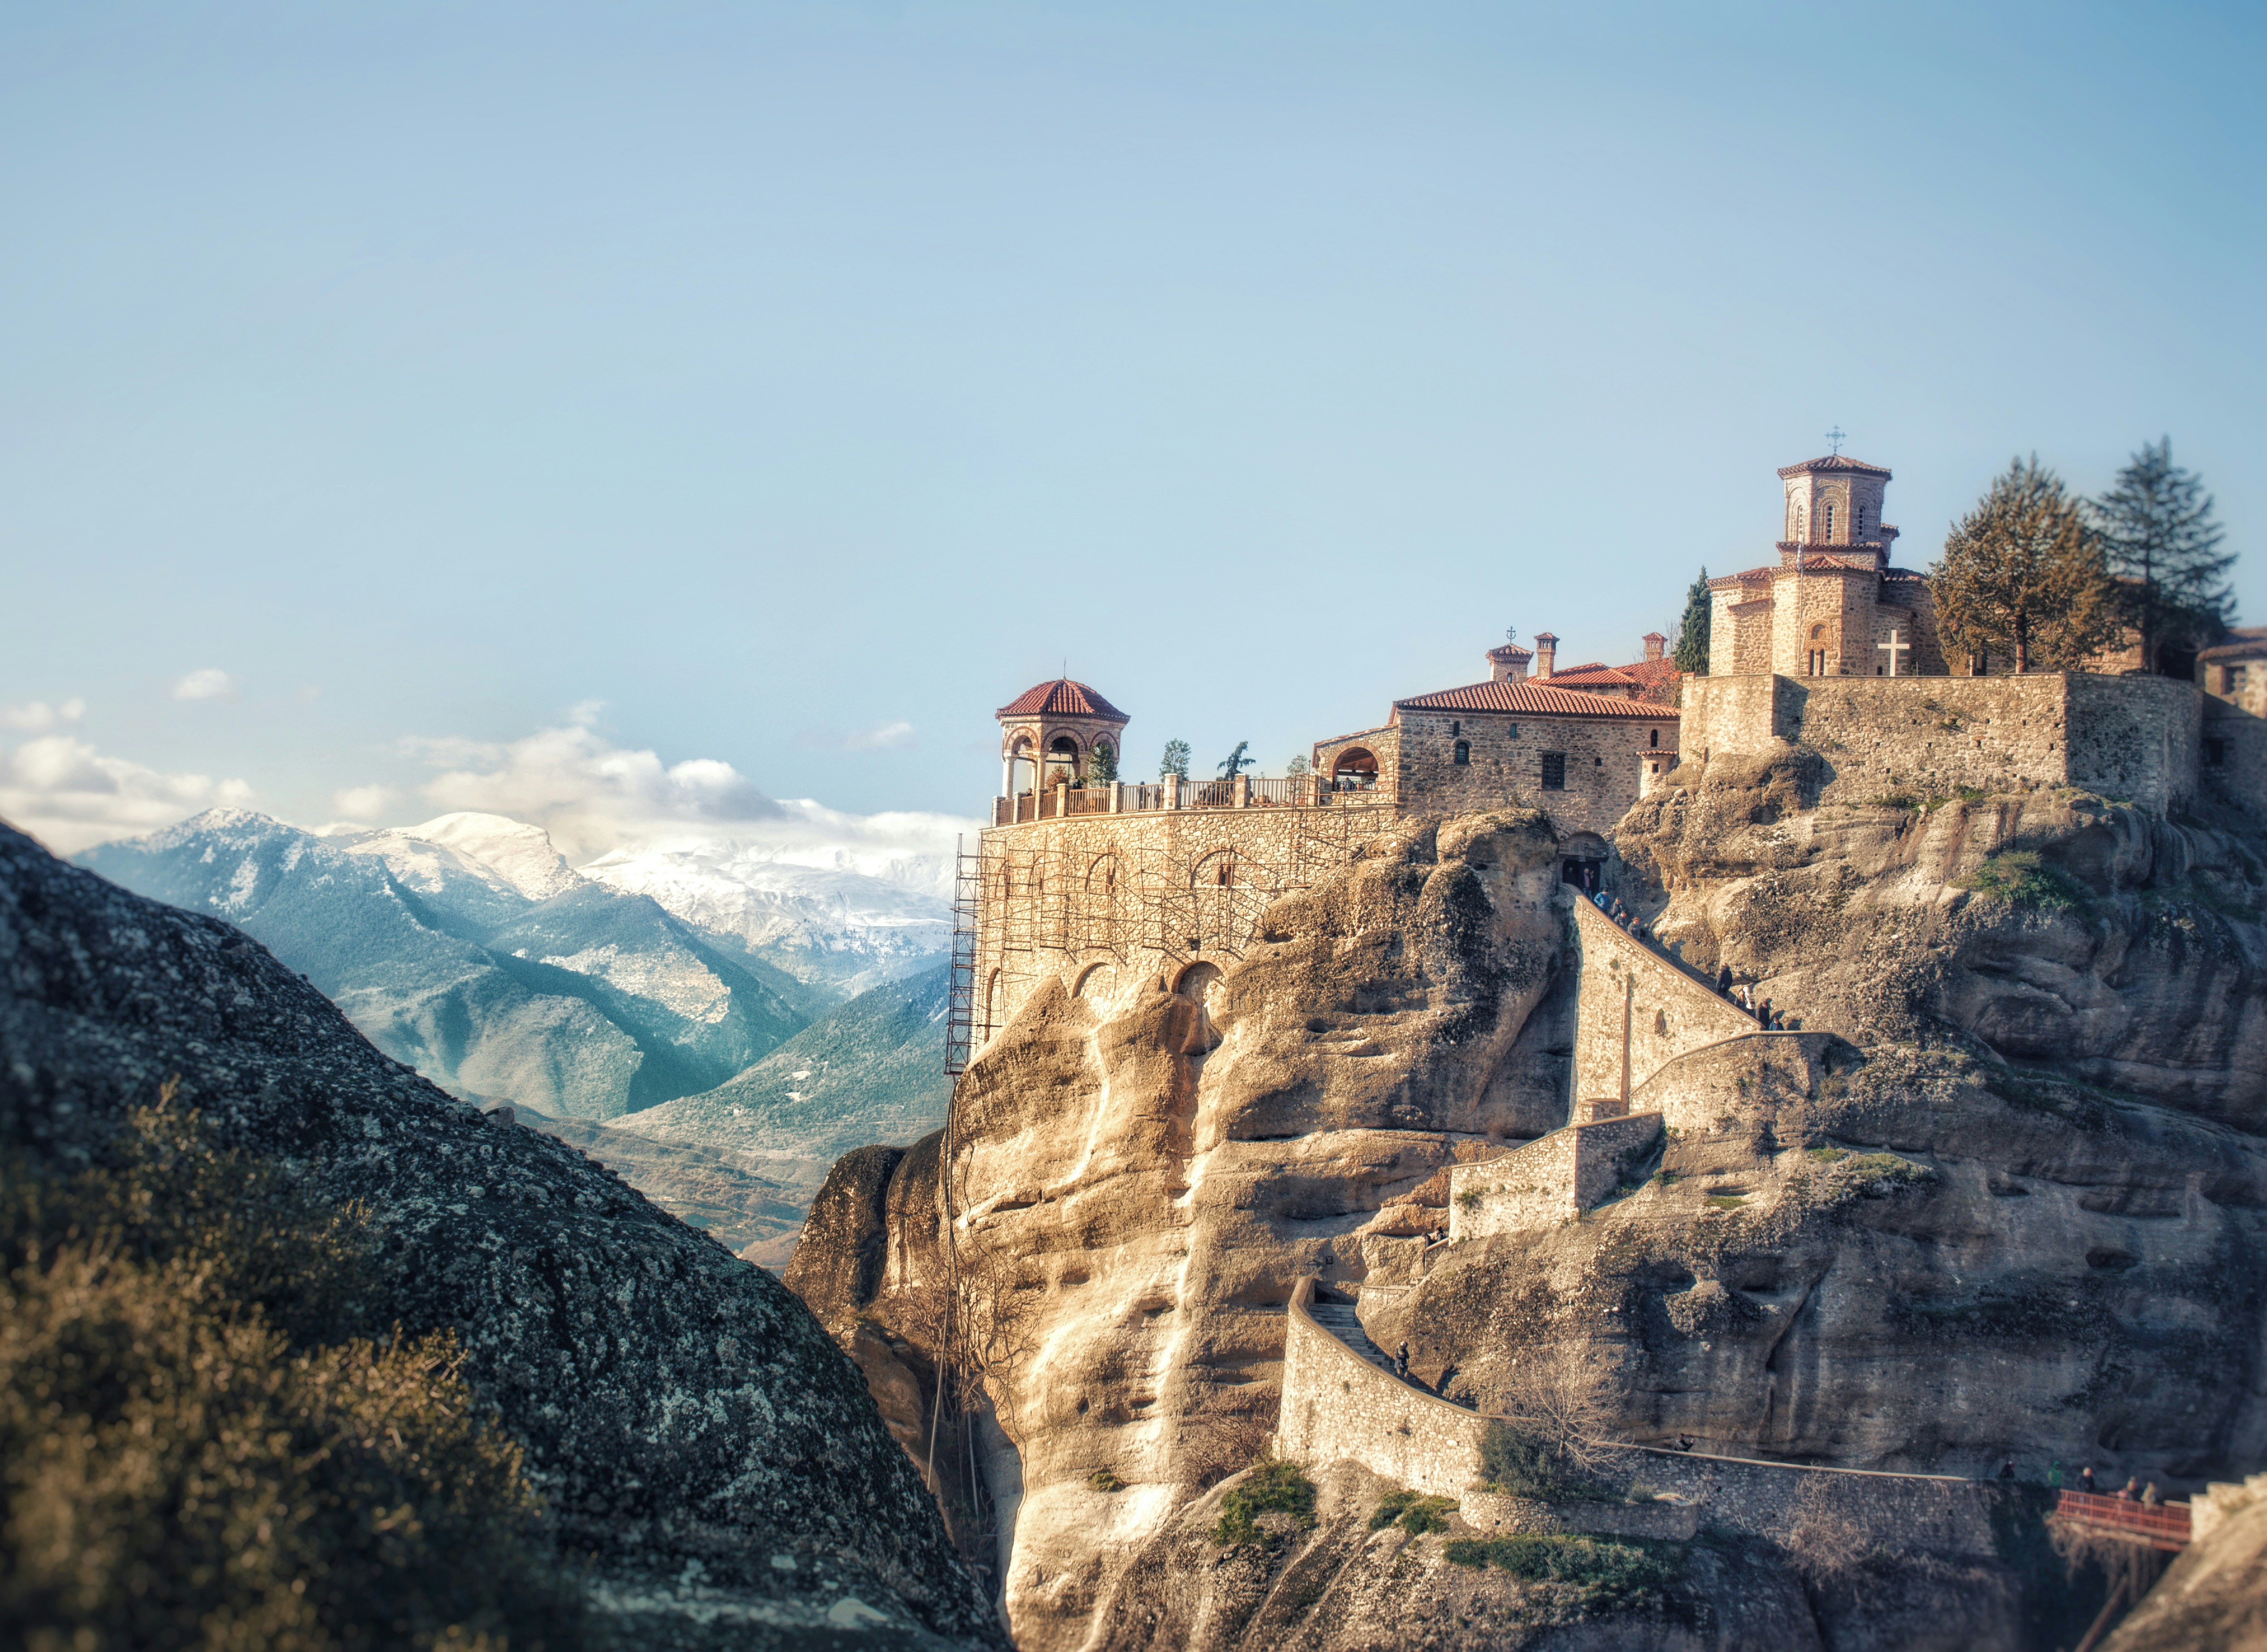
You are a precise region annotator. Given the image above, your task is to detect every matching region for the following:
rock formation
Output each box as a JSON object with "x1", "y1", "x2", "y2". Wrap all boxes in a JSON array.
[
  {"x1": 0, "y1": 822, "x2": 1004, "y2": 1651},
  {"x1": 789, "y1": 749, "x2": 2267, "y2": 1648}
]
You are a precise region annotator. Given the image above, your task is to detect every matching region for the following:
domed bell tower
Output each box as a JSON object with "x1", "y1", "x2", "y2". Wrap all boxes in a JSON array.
[{"x1": 995, "y1": 677, "x2": 1131, "y2": 803}]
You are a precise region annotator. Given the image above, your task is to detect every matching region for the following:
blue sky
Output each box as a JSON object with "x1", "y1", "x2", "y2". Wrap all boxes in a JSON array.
[{"x1": 3, "y1": 0, "x2": 2262, "y2": 855}]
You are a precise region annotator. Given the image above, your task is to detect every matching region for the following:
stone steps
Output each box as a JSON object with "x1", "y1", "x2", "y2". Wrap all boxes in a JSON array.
[{"x1": 1307, "y1": 1299, "x2": 1396, "y2": 1372}]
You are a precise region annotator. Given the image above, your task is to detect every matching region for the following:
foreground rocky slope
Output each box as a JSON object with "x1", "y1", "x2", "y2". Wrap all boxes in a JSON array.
[
  {"x1": 0, "y1": 821, "x2": 1002, "y2": 1650},
  {"x1": 789, "y1": 759, "x2": 2267, "y2": 1648}
]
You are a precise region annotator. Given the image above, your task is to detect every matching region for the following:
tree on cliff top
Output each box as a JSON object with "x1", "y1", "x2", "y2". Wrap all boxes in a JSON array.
[
  {"x1": 1158, "y1": 739, "x2": 1191, "y2": 780},
  {"x1": 1931, "y1": 457, "x2": 2124, "y2": 672},
  {"x1": 1672, "y1": 568, "x2": 1711, "y2": 676},
  {"x1": 2095, "y1": 437, "x2": 2233, "y2": 673}
]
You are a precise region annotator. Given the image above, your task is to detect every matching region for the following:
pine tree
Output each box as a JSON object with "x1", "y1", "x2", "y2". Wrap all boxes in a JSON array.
[
  {"x1": 1085, "y1": 739, "x2": 1118, "y2": 784},
  {"x1": 1672, "y1": 569, "x2": 1710, "y2": 675},
  {"x1": 1158, "y1": 740, "x2": 1191, "y2": 780},
  {"x1": 1932, "y1": 457, "x2": 2124, "y2": 673},
  {"x1": 2095, "y1": 438, "x2": 2233, "y2": 672}
]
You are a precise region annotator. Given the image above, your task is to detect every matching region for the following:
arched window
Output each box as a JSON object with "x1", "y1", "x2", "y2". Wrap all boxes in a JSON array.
[
  {"x1": 1046, "y1": 735, "x2": 1080, "y2": 787},
  {"x1": 1824, "y1": 501, "x2": 1836, "y2": 539},
  {"x1": 1331, "y1": 747, "x2": 1379, "y2": 791},
  {"x1": 1453, "y1": 739, "x2": 1470, "y2": 766},
  {"x1": 1649, "y1": 728, "x2": 1659, "y2": 749}
]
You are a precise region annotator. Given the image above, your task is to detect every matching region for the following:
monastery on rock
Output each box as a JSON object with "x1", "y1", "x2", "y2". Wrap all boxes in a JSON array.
[{"x1": 959, "y1": 450, "x2": 2262, "y2": 1063}]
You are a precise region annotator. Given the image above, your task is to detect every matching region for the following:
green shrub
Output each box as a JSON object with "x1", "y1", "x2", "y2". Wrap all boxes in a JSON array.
[
  {"x1": 1368, "y1": 1490, "x2": 1456, "y2": 1534},
  {"x1": 1805, "y1": 1146, "x2": 1847, "y2": 1163},
  {"x1": 1212, "y1": 1460, "x2": 1317, "y2": 1545},
  {"x1": 1704, "y1": 1194, "x2": 1746, "y2": 1210},
  {"x1": 1958, "y1": 849, "x2": 2086, "y2": 913},
  {"x1": 1087, "y1": 1468, "x2": 1124, "y2": 1493},
  {"x1": 1442, "y1": 1533, "x2": 1678, "y2": 1607},
  {"x1": 1477, "y1": 1422, "x2": 1570, "y2": 1501},
  {"x1": 0, "y1": 1093, "x2": 589, "y2": 1652},
  {"x1": 1868, "y1": 794, "x2": 1918, "y2": 812}
]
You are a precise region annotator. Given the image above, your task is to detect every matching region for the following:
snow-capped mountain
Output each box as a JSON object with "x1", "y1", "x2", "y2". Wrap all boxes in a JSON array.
[
  {"x1": 582, "y1": 838, "x2": 953, "y2": 996},
  {"x1": 80, "y1": 809, "x2": 805, "y2": 1120},
  {"x1": 351, "y1": 811, "x2": 585, "y2": 901}
]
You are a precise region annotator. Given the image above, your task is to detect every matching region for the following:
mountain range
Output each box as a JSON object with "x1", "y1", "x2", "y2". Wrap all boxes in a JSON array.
[{"x1": 78, "y1": 808, "x2": 959, "y2": 1262}]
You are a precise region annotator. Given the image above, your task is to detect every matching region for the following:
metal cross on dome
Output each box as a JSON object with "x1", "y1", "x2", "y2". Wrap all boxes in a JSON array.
[{"x1": 1826, "y1": 425, "x2": 1847, "y2": 455}]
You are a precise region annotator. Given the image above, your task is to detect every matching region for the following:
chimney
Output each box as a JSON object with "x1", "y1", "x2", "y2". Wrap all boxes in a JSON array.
[
  {"x1": 1534, "y1": 632, "x2": 1557, "y2": 680},
  {"x1": 1642, "y1": 632, "x2": 1666, "y2": 664},
  {"x1": 1486, "y1": 641, "x2": 1531, "y2": 682}
]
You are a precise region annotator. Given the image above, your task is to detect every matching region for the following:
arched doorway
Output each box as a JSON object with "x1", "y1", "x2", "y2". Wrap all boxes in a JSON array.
[
  {"x1": 1331, "y1": 748, "x2": 1379, "y2": 791},
  {"x1": 1045, "y1": 735, "x2": 1081, "y2": 788},
  {"x1": 1559, "y1": 830, "x2": 1608, "y2": 893}
]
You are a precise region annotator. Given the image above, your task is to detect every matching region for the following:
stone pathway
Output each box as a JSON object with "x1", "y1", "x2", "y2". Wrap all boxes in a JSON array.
[{"x1": 1306, "y1": 1295, "x2": 1396, "y2": 1373}]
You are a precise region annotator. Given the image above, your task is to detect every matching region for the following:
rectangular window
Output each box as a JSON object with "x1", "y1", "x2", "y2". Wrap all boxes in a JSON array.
[
  {"x1": 1540, "y1": 752, "x2": 1566, "y2": 790},
  {"x1": 1506, "y1": 723, "x2": 1519, "y2": 739},
  {"x1": 2207, "y1": 738, "x2": 2228, "y2": 767},
  {"x1": 2229, "y1": 667, "x2": 2248, "y2": 694}
]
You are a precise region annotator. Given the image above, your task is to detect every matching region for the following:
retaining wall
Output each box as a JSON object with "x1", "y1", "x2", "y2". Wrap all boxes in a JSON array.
[
  {"x1": 1630, "y1": 1030, "x2": 1841, "y2": 1139},
  {"x1": 1277, "y1": 1274, "x2": 2014, "y2": 1560},
  {"x1": 1445, "y1": 1112, "x2": 1662, "y2": 1240},
  {"x1": 1461, "y1": 1450, "x2": 2006, "y2": 1561},
  {"x1": 1681, "y1": 673, "x2": 2202, "y2": 815},
  {"x1": 1571, "y1": 896, "x2": 1756, "y2": 1104},
  {"x1": 1274, "y1": 1277, "x2": 1491, "y2": 1500}
]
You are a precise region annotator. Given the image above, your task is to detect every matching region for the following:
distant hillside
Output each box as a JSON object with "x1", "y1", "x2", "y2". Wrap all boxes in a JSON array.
[
  {"x1": 518, "y1": 1109, "x2": 808, "y2": 1266},
  {"x1": 612, "y1": 961, "x2": 953, "y2": 1171},
  {"x1": 81, "y1": 810, "x2": 807, "y2": 1119}
]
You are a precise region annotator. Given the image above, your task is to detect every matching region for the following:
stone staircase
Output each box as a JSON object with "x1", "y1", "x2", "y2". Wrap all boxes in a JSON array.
[{"x1": 1305, "y1": 1293, "x2": 1395, "y2": 1372}]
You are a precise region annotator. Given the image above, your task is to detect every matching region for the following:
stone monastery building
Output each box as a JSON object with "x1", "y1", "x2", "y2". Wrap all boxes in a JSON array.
[{"x1": 959, "y1": 449, "x2": 2261, "y2": 1062}]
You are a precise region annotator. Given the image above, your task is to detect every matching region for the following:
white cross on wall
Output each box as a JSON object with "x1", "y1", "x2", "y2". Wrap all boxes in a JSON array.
[{"x1": 1877, "y1": 629, "x2": 1910, "y2": 677}]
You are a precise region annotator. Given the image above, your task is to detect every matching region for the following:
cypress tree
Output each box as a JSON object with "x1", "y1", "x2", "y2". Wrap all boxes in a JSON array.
[
  {"x1": 2095, "y1": 438, "x2": 2233, "y2": 672},
  {"x1": 1672, "y1": 569, "x2": 1711, "y2": 675}
]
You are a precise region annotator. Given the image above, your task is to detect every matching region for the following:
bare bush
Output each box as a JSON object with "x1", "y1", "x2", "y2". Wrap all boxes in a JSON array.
[
  {"x1": 1497, "y1": 1339, "x2": 1624, "y2": 1475},
  {"x1": 1184, "y1": 1408, "x2": 1278, "y2": 1489},
  {"x1": 1779, "y1": 1476, "x2": 1875, "y2": 1593}
]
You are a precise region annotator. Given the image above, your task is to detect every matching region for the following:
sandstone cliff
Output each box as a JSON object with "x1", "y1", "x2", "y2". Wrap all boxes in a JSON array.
[
  {"x1": 788, "y1": 760, "x2": 2267, "y2": 1649},
  {"x1": 0, "y1": 822, "x2": 1004, "y2": 1651}
]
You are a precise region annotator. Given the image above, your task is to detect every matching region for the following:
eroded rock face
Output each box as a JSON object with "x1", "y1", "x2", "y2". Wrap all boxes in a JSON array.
[
  {"x1": 1617, "y1": 747, "x2": 2267, "y2": 1128},
  {"x1": 0, "y1": 825, "x2": 1002, "y2": 1652},
  {"x1": 792, "y1": 771, "x2": 2267, "y2": 1649}
]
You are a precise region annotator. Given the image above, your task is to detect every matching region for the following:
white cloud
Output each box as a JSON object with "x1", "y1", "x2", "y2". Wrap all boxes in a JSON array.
[
  {"x1": 405, "y1": 721, "x2": 976, "y2": 884},
  {"x1": 0, "y1": 734, "x2": 254, "y2": 856},
  {"x1": 0, "y1": 698, "x2": 86, "y2": 733},
  {"x1": 844, "y1": 720, "x2": 916, "y2": 751},
  {"x1": 172, "y1": 668, "x2": 236, "y2": 702},
  {"x1": 333, "y1": 783, "x2": 394, "y2": 819}
]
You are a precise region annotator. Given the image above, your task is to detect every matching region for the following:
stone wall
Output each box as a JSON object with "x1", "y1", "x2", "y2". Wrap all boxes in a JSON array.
[
  {"x1": 2065, "y1": 671, "x2": 2201, "y2": 813},
  {"x1": 1445, "y1": 1112, "x2": 1663, "y2": 1240},
  {"x1": 1681, "y1": 673, "x2": 2204, "y2": 815},
  {"x1": 1462, "y1": 1450, "x2": 2008, "y2": 1561},
  {"x1": 1630, "y1": 1030, "x2": 1841, "y2": 1138},
  {"x1": 1274, "y1": 1277, "x2": 1491, "y2": 1500},
  {"x1": 972, "y1": 802, "x2": 1398, "y2": 1052},
  {"x1": 1570, "y1": 895, "x2": 1756, "y2": 1105},
  {"x1": 2201, "y1": 698, "x2": 2267, "y2": 814},
  {"x1": 1279, "y1": 1276, "x2": 2015, "y2": 1558},
  {"x1": 1392, "y1": 707, "x2": 1677, "y2": 838}
]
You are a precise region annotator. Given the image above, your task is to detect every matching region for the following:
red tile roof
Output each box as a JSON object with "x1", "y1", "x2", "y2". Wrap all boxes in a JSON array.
[
  {"x1": 1394, "y1": 679, "x2": 1677, "y2": 719},
  {"x1": 1487, "y1": 642, "x2": 1533, "y2": 660},
  {"x1": 2199, "y1": 627, "x2": 2267, "y2": 660},
  {"x1": 1777, "y1": 455, "x2": 1893, "y2": 479},
  {"x1": 995, "y1": 678, "x2": 1128, "y2": 720},
  {"x1": 1545, "y1": 665, "x2": 1636, "y2": 688}
]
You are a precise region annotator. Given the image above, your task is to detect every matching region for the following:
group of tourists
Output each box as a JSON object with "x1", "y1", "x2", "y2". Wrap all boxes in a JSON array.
[
  {"x1": 2071, "y1": 1464, "x2": 2163, "y2": 1503},
  {"x1": 1711, "y1": 963, "x2": 1777, "y2": 1029},
  {"x1": 1589, "y1": 887, "x2": 1654, "y2": 944}
]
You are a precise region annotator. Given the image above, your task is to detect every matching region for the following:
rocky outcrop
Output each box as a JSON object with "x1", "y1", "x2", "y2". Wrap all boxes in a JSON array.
[
  {"x1": 2106, "y1": 1474, "x2": 2267, "y2": 1650},
  {"x1": 0, "y1": 822, "x2": 1002, "y2": 1651},
  {"x1": 790, "y1": 768, "x2": 2267, "y2": 1649}
]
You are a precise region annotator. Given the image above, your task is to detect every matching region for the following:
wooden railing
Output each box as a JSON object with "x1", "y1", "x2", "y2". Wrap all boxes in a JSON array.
[
  {"x1": 2049, "y1": 1490, "x2": 2191, "y2": 1551},
  {"x1": 990, "y1": 773, "x2": 1391, "y2": 826}
]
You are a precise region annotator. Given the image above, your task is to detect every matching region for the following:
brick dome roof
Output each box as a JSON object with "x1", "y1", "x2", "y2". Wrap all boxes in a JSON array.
[{"x1": 995, "y1": 678, "x2": 1128, "y2": 721}]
